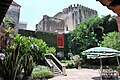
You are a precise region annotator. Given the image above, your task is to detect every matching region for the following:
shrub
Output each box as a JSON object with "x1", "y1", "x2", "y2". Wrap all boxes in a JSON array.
[
  {"x1": 32, "y1": 65, "x2": 54, "y2": 79},
  {"x1": 67, "y1": 60, "x2": 75, "y2": 68},
  {"x1": 32, "y1": 71, "x2": 54, "y2": 79},
  {"x1": 99, "y1": 32, "x2": 120, "y2": 50},
  {"x1": 12, "y1": 34, "x2": 56, "y2": 64},
  {"x1": 34, "y1": 65, "x2": 51, "y2": 71},
  {"x1": 61, "y1": 55, "x2": 82, "y2": 69},
  {"x1": 61, "y1": 60, "x2": 75, "y2": 68},
  {"x1": 46, "y1": 47, "x2": 56, "y2": 55}
]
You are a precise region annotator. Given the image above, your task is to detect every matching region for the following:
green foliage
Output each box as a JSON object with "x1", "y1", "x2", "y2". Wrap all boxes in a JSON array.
[
  {"x1": 100, "y1": 15, "x2": 118, "y2": 34},
  {"x1": 32, "y1": 71, "x2": 54, "y2": 79},
  {"x1": 94, "y1": 15, "x2": 118, "y2": 40},
  {"x1": 14, "y1": 34, "x2": 47, "y2": 53},
  {"x1": 33, "y1": 65, "x2": 51, "y2": 71},
  {"x1": 99, "y1": 32, "x2": 120, "y2": 50},
  {"x1": 32, "y1": 65, "x2": 54, "y2": 79},
  {"x1": 2, "y1": 17, "x2": 15, "y2": 37},
  {"x1": 61, "y1": 56, "x2": 83, "y2": 69},
  {"x1": 36, "y1": 31, "x2": 57, "y2": 48},
  {"x1": 61, "y1": 60, "x2": 75, "y2": 69},
  {"x1": 13, "y1": 34, "x2": 56, "y2": 64},
  {"x1": 3, "y1": 16, "x2": 15, "y2": 29},
  {"x1": 67, "y1": 15, "x2": 118, "y2": 54},
  {"x1": 46, "y1": 47, "x2": 56, "y2": 55},
  {"x1": 23, "y1": 54, "x2": 34, "y2": 76},
  {"x1": 0, "y1": 43, "x2": 23, "y2": 80},
  {"x1": 0, "y1": 17, "x2": 15, "y2": 50},
  {"x1": 68, "y1": 16, "x2": 98, "y2": 54}
]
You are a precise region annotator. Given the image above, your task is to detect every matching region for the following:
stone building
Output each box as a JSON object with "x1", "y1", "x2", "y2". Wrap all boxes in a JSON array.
[
  {"x1": 16, "y1": 21, "x2": 27, "y2": 31},
  {"x1": 6, "y1": 1, "x2": 21, "y2": 24},
  {"x1": 36, "y1": 4, "x2": 98, "y2": 32},
  {"x1": 6, "y1": 1, "x2": 27, "y2": 34},
  {"x1": 36, "y1": 15, "x2": 64, "y2": 33}
]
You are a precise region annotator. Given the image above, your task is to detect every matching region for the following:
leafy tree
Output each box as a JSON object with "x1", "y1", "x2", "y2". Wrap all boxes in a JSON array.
[
  {"x1": 95, "y1": 15, "x2": 118, "y2": 40},
  {"x1": 67, "y1": 14, "x2": 119, "y2": 54},
  {"x1": 68, "y1": 16, "x2": 100, "y2": 54},
  {"x1": 100, "y1": 15, "x2": 118, "y2": 34},
  {"x1": 99, "y1": 32, "x2": 120, "y2": 50}
]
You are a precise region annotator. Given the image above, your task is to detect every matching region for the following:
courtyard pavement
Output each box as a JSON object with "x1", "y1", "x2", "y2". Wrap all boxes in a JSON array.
[{"x1": 49, "y1": 68, "x2": 101, "y2": 80}]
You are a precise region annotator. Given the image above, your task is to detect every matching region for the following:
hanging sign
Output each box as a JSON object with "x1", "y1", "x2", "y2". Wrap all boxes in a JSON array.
[{"x1": 57, "y1": 34, "x2": 64, "y2": 48}]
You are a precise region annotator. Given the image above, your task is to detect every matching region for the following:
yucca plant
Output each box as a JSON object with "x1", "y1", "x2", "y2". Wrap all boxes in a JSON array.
[
  {"x1": 22, "y1": 54, "x2": 34, "y2": 80},
  {"x1": 0, "y1": 43, "x2": 23, "y2": 80}
]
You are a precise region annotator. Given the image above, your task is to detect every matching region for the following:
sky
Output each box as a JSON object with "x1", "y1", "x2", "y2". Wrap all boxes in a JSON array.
[{"x1": 14, "y1": 0, "x2": 116, "y2": 31}]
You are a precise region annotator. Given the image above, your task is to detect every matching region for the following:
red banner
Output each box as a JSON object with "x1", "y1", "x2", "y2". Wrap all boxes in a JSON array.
[
  {"x1": 116, "y1": 16, "x2": 120, "y2": 33},
  {"x1": 57, "y1": 34, "x2": 64, "y2": 48}
]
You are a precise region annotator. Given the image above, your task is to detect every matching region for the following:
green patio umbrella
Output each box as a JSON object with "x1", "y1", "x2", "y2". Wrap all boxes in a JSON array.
[
  {"x1": 83, "y1": 47, "x2": 118, "y2": 53},
  {"x1": 82, "y1": 47, "x2": 120, "y2": 69}
]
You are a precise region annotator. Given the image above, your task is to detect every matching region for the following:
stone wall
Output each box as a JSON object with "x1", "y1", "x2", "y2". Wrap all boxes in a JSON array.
[
  {"x1": 36, "y1": 4, "x2": 98, "y2": 32},
  {"x1": 55, "y1": 4, "x2": 98, "y2": 30},
  {"x1": 36, "y1": 15, "x2": 64, "y2": 32},
  {"x1": 6, "y1": 1, "x2": 21, "y2": 24},
  {"x1": 6, "y1": 1, "x2": 21, "y2": 34}
]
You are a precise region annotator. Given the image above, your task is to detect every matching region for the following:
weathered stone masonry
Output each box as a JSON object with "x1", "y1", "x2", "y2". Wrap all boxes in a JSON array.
[{"x1": 36, "y1": 4, "x2": 98, "y2": 32}]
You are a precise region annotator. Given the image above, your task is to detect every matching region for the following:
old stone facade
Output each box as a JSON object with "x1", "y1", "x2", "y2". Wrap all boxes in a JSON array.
[
  {"x1": 6, "y1": 1, "x2": 27, "y2": 34},
  {"x1": 36, "y1": 15, "x2": 64, "y2": 32},
  {"x1": 17, "y1": 21, "x2": 27, "y2": 30},
  {"x1": 6, "y1": 1, "x2": 21, "y2": 24},
  {"x1": 36, "y1": 4, "x2": 98, "y2": 32}
]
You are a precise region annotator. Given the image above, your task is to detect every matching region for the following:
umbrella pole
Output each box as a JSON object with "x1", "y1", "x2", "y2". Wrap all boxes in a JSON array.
[
  {"x1": 100, "y1": 56, "x2": 102, "y2": 69},
  {"x1": 100, "y1": 56, "x2": 103, "y2": 80},
  {"x1": 117, "y1": 55, "x2": 120, "y2": 66}
]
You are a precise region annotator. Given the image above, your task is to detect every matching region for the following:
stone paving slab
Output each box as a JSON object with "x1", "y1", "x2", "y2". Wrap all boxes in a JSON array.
[{"x1": 49, "y1": 68, "x2": 100, "y2": 80}]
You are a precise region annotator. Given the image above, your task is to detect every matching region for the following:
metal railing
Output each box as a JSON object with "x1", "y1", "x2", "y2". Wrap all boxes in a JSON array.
[{"x1": 45, "y1": 53, "x2": 66, "y2": 76}]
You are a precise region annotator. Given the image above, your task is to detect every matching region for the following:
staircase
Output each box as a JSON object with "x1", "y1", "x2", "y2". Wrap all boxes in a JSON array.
[
  {"x1": 45, "y1": 53, "x2": 66, "y2": 76},
  {"x1": 48, "y1": 59, "x2": 62, "y2": 75}
]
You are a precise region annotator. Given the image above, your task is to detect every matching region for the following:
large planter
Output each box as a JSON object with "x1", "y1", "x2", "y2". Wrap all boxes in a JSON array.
[{"x1": 22, "y1": 76, "x2": 33, "y2": 80}]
